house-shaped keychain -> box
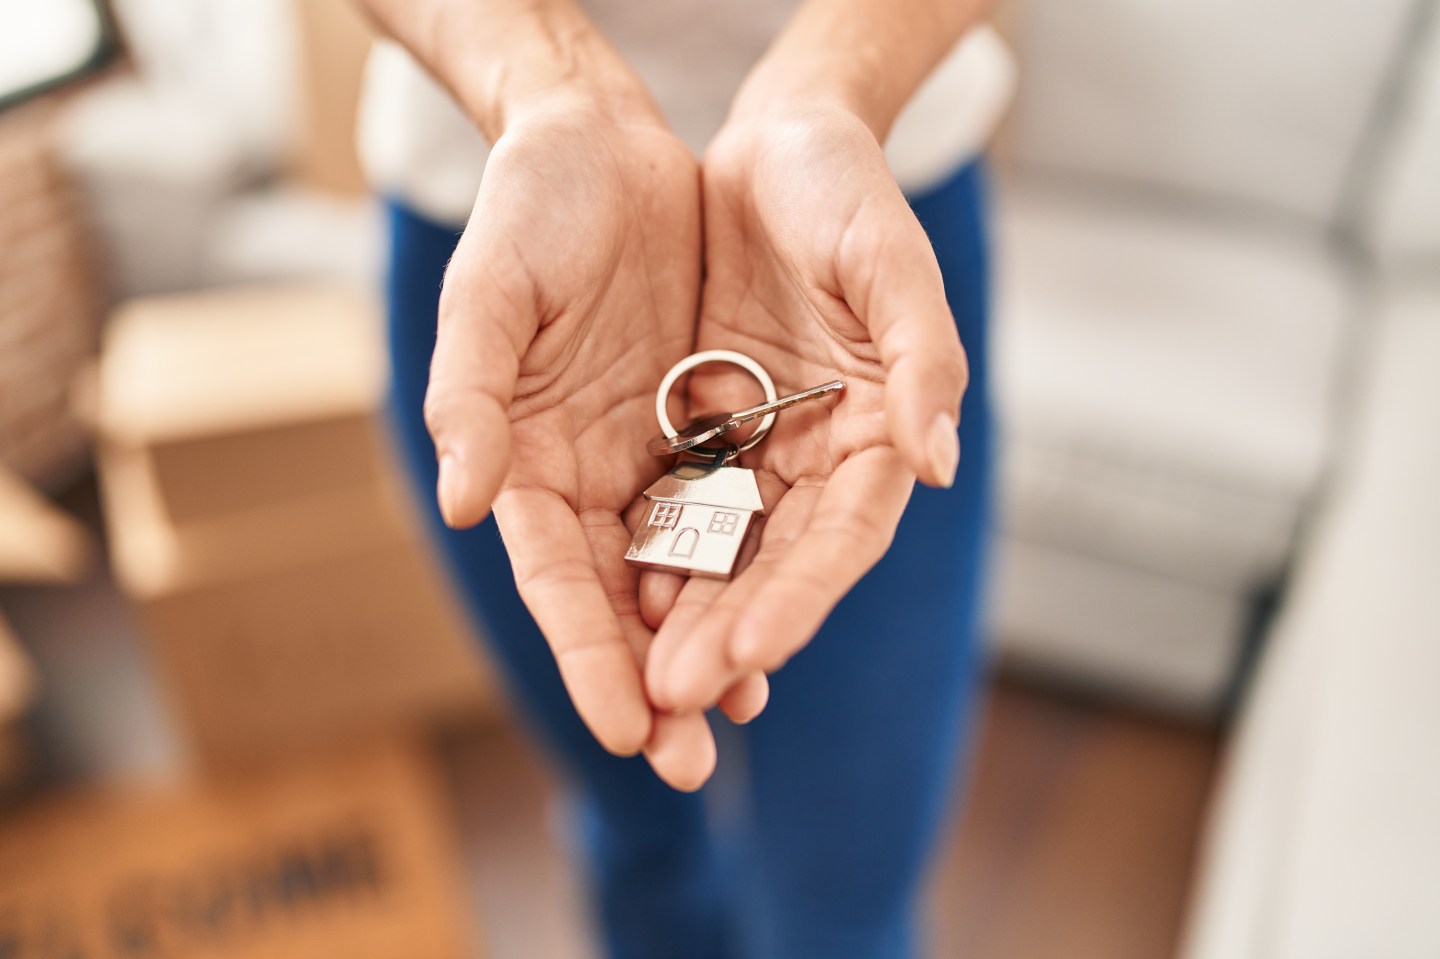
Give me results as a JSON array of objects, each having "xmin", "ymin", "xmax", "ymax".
[{"xmin": 624, "ymin": 458, "xmax": 765, "ymax": 579}]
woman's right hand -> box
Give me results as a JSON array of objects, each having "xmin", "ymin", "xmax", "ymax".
[
  {"xmin": 639, "ymin": 98, "xmax": 968, "ymax": 719},
  {"xmin": 358, "ymin": 0, "xmax": 776, "ymax": 789},
  {"xmin": 423, "ymin": 88, "xmax": 766, "ymax": 791}
]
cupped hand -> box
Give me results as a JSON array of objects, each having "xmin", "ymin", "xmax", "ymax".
[
  {"xmin": 423, "ymin": 94, "xmax": 761, "ymax": 790},
  {"xmin": 642, "ymin": 103, "xmax": 970, "ymax": 715}
]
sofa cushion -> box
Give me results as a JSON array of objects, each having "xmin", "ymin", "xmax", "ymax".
[
  {"xmin": 994, "ymin": 183, "xmax": 1350, "ymax": 593},
  {"xmin": 1363, "ymin": 10, "xmax": 1440, "ymax": 268},
  {"xmin": 1008, "ymin": 0, "xmax": 1415, "ymax": 224},
  {"xmin": 993, "ymin": 536, "xmax": 1250, "ymax": 714},
  {"xmin": 1182, "ymin": 286, "xmax": 1440, "ymax": 958}
]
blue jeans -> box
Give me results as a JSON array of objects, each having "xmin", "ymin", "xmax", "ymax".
[{"xmin": 384, "ymin": 160, "xmax": 994, "ymax": 959}]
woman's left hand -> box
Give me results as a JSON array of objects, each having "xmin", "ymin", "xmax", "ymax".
[{"xmin": 641, "ymin": 101, "xmax": 970, "ymax": 714}]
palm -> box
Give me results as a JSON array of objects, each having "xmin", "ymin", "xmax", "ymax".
[
  {"xmin": 696, "ymin": 125, "xmax": 894, "ymax": 492},
  {"xmin": 644, "ymin": 108, "xmax": 967, "ymax": 712},
  {"xmin": 428, "ymin": 107, "xmax": 714, "ymax": 779},
  {"xmin": 492, "ymin": 115, "xmax": 696, "ymax": 553}
]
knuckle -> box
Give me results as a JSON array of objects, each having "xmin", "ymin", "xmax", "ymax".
[
  {"xmin": 553, "ymin": 636, "xmax": 615, "ymax": 667},
  {"xmin": 944, "ymin": 345, "xmax": 970, "ymax": 396},
  {"xmin": 436, "ymin": 265, "xmax": 472, "ymax": 320},
  {"xmin": 604, "ymin": 717, "xmax": 650, "ymax": 757},
  {"xmin": 928, "ymin": 338, "xmax": 969, "ymax": 395},
  {"xmin": 744, "ymin": 625, "xmax": 809, "ymax": 673},
  {"xmin": 602, "ymin": 582, "xmax": 642, "ymax": 618},
  {"xmin": 777, "ymin": 566, "xmax": 840, "ymax": 607},
  {"xmin": 820, "ymin": 512, "xmax": 894, "ymax": 564},
  {"xmin": 515, "ymin": 557, "xmax": 594, "ymax": 598},
  {"xmin": 752, "ymin": 527, "xmax": 801, "ymax": 564},
  {"xmin": 421, "ymin": 386, "xmax": 455, "ymax": 440},
  {"xmin": 423, "ymin": 380, "xmax": 504, "ymax": 442}
]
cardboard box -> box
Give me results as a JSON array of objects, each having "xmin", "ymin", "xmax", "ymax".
[
  {"xmin": 0, "ymin": 608, "xmax": 37, "ymax": 727},
  {"xmin": 0, "ymin": 464, "xmax": 93, "ymax": 584},
  {"xmin": 97, "ymin": 441, "xmax": 495, "ymax": 769},
  {"xmin": 0, "ymin": 465, "xmax": 74, "ymax": 796},
  {"xmin": 0, "ymin": 739, "xmax": 474, "ymax": 958},
  {"xmin": 0, "ymin": 722, "xmax": 32, "ymax": 798},
  {"xmin": 97, "ymin": 285, "xmax": 390, "ymax": 527},
  {"xmin": 93, "ymin": 283, "xmax": 500, "ymax": 768},
  {"xmin": 2, "ymin": 607, "xmax": 38, "ymax": 795}
]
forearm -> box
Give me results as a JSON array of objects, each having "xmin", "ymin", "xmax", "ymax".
[
  {"xmin": 732, "ymin": 0, "xmax": 991, "ymax": 140},
  {"xmin": 356, "ymin": 0, "xmax": 658, "ymax": 140}
]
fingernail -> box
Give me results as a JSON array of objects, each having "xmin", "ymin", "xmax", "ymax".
[
  {"xmin": 437, "ymin": 453, "xmax": 462, "ymax": 527},
  {"xmin": 928, "ymin": 414, "xmax": 960, "ymax": 488}
]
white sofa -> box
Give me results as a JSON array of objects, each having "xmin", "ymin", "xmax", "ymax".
[
  {"xmin": 1182, "ymin": 8, "xmax": 1440, "ymax": 952},
  {"xmin": 50, "ymin": 0, "xmax": 1423, "ymax": 724},
  {"xmin": 55, "ymin": 0, "xmax": 382, "ymax": 296},
  {"xmin": 988, "ymin": 0, "xmax": 1424, "ymax": 713}
]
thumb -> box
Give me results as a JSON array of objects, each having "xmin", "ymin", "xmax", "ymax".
[
  {"xmin": 839, "ymin": 190, "xmax": 968, "ymax": 488},
  {"xmin": 423, "ymin": 233, "xmax": 534, "ymax": 528}
]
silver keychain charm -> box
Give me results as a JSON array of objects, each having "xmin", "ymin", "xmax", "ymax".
[{"xmin": 625, "ymin": 350, "xmax": 844, "ymax": 580}]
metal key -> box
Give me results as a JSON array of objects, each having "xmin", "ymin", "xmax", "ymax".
[
  {"xmin": 646, "ymin": 380, "xmax": 846, "ymax": 456},
  {"xmin": 629, "ymin": 352, "xmax": 844, "ymax": 580}
]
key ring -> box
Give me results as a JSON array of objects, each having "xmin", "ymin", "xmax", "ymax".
[{"xmin": 654, "ymin": 350, "xmax": 778, "ymax": 456}]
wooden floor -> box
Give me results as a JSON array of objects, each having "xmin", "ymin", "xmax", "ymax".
[
  {"xmin": 930, "ymin": 682, "xmax": 1220, "ymax": 959},
  {"xmin": 449, "ymin": 679, "xmax": 1222, "ymax": 959},
  {"xmin": 7, "ymin": 548, "xmax": 1220, "ymax": 958},
  {"xmin": 7, "ymin": 479, "xmax": 1223, "ymax": 958}
]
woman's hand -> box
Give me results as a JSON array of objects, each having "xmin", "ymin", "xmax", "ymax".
[
  {"xmin": 641, "ymin": 101, "xmax": 970, "ymax": 715},
  {"xmin": 360, "ymin": 0, "xmax": 780, "ymax": 789},
  {"xmin": 361, "ymin": 0, "xmax": 984, "ymax": 790},
  {"xmin": 424, "ymin": 92, "xmax": 755, "ymax": 790}
]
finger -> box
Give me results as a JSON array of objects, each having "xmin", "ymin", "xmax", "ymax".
[
  {"xmin": 638, "ymin": 570, "xmax": 687, "ymax": 631},
  {"xmin": 732, "ymin": 447, "xmax": 913, "ymax": 670},
  {"xmin": 656, "ymin": 448, "xmax": 912, "ymax": 711},
  {"xmin": 649, "ymin": 477, "xmax": 825, "ymax": 712},
  {"xmin": 424, "ymin": 223, "xmax": 536, "ymax": 529},
  {"xmin": 494, "ymin": 487, "xmax": 652, "ymax": 756},
  {"xmin": 718, "ymin": 672, "xmax": 769, "ymax": 725},
  {"xmin": 644, "ymin": 711, "xmax": 718, "ymax": 792},
  {"xmin": 641, "ymin": 464, "xmax": 784, "ymax": 706},
  {"xmin": 643, "ymin": 570, "xmax": 769, "ymax": 722},
  {"xmin": 645, "ymin": 575, "xmax": 729, "ymax": 711},
  {"xmin": 838, "ymin": 189, "xmax": 968, "ymax": 488}
]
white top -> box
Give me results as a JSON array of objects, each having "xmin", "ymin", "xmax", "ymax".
[{"xmin": 358, "ymin": 2, "xmax": 1015, "ymax": 227}]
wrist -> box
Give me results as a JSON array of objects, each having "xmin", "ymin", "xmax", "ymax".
[
  {"xmin": 436, "ymin": 2, "xmax": 661, "ymax": 141},
  {"xmin": 727, "ymin": 0, "xmax": 988, "ymax": 143},
  {"xmin": 728, "ymin": 54, "xmax": 898, "ymax": 143},
  {"xmin": 721, "ymin": 74, "xmax": 885, "ymax": 162},
  {"xmin": 484, "ymin": 78, "xmax": 664, "ymax": 143}
]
